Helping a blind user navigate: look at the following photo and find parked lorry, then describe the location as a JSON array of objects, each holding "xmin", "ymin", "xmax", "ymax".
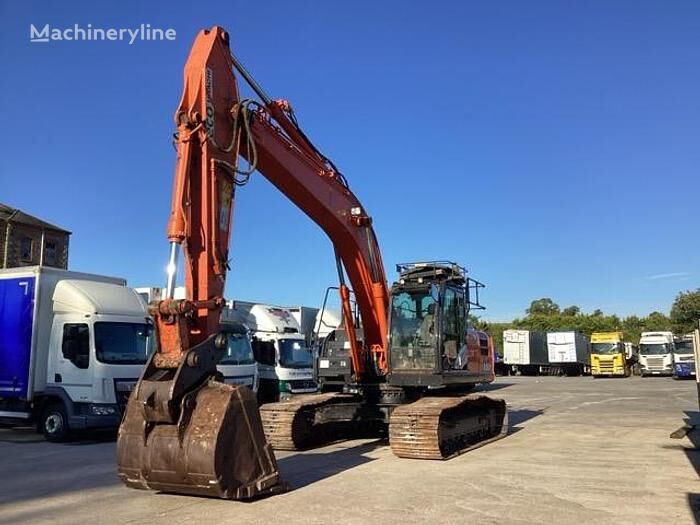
[
  {"xmin": 547, "ymin": 331, "xmax": 590, "ymax": 375},
  {"xmin": 134, "ymin": 286, "xmax": 259, "ymax": 390},
  {"xmin": 638, "ymin": 331, "xmax": 674, "ymax": 376},
  {"xmin": 590, "ymin": 331, "xmax": 630, "ymax": 377},
  {"xmin": 0, "ymin": 266, "xmax": 152, "ymax": 441},
  {"xmin": 227, "ymin": 301, "xmax": 317, "ymax": 403},
  {"xmin": 673, "ymin": 334, "xmax": 696, "ymax": 379},
  {"xmin": 503, "ymin": 329, "xmax": 549, "ymax": 375}
]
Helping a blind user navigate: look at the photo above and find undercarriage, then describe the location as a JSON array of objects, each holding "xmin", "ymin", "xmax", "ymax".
[{"xmin": 260, "ymin": 384, "xmax": 507, "ymax": 460}]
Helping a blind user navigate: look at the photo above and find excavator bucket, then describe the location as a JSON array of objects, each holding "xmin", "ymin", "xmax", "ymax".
[{"xmin": 117, "ymin": 380, "xmax": 284, "ymax": 499}]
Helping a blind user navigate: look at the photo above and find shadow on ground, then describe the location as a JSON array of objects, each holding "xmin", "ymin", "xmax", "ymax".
[
  {"xmin": 688, "ymin": 494, "xmax": 700, "ymax": 525},
  {"xmin": 507, "ymin": 408, "xmax": 545, "ymax": 435},
  {"xmin": 479, "ymin": 382, "xmax": 515, "ymax": 392},
  {"xmin": 0, "ymin": 425, "xmax": 116, "ymax": 445},
  {"xmin": 278, "ymin": 439, "xmax": 384, "ymax": 489},
  {"xmin": 674, "ymin": 411, "xmax": 700, "ymax": 525}
]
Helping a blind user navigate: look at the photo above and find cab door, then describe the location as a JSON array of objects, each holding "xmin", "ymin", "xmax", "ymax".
[{"xmin": 50, "ymin": 318, "xmax": 92, "ymax": 403}]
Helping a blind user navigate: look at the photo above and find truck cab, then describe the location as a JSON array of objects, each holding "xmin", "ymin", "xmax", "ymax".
[
  {"xmin": 226, "ymin": 302, "xmax": 317, "ymax": 403},
  {"xmin": 217, "ymin": 314, "xmax": 259, "ymax": 391},
  {"xmin": 673, "ymin": 334, "xmax": 696, "ymax": 379},
  {"xmin": 590, "ymin": 331, "xmax": 629, "ymax": 377},
  {"xmin": 638, "ymin": 331, "xmax": 674, "ymax": 376},
  {"xmin": 0, "ymin": 267, "xmax": 155, "ymax": 442}
]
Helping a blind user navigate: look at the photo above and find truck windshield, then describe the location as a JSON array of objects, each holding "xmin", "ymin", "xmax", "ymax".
[
  {"xmin": 675, "ymin": 341, "xmax": 694, "ymax": 355},
  {"xmin": 95, "ymin": 322, "xmax": 154, "ymax": 364},
  {"xmin": 278, "ymin": 339, "xmax": 313, "ymax": 369},
  {"xmin": 640, "ymin": 343, "xmax": 670, "ymax": 356},
  {"xmin": 591, "ymin": 343, "xmax": 620, "ymax": 355},
  {"xmin": 220, "ymin": 333, "xmax": 256, "ymax": 365}
]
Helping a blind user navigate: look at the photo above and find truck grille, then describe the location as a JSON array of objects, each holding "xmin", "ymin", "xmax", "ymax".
[
  {"xmin": 645, "ymin": 358, "xmax": 664, "ymax": 368},
  {"xmin": 598, "ymin": 360, "xmax": 615, "ymax": 372},
  {"xmin": 289, "ymin": 379, "xmax": 317, "ymax": 391}
]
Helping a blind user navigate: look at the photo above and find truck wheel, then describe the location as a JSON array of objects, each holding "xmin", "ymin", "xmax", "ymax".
[{"xmin": 41, "ymin": 403, "xmax": 70, "ymax": 443}]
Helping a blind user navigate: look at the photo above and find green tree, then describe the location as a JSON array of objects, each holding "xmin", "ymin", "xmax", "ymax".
[
  {"xmin": 562, "ymin": 305, "xmax": 580, "ymax": 316},
  {"xmin": 526, "ymin": 298, "xmax": 560, "ymax": 316},
  {"xmin": 620, "ymin": 315, "xmax": 644, "ymax": 343},
  {"xmin": 670, "ymin": 289, "xmax": 700, "ymax": 334},
  {"xmin": 644, "ymin": 311, "xmax": 671, "ymax": 332}
]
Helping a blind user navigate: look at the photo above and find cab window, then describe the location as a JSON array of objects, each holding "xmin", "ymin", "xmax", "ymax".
[{"xmin": 62, "ymin": 323, "xmax": 90, "ymax": 369}]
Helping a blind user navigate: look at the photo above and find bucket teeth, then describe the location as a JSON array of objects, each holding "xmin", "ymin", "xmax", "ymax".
[{"xmin": 117, "ymin": 381, "xmax": 285, "ymax": 499}]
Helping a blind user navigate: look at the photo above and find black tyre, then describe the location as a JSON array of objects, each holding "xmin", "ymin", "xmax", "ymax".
[{"xmin": 41, "ymin": 403, "xmax": 70, "ymax": 443}]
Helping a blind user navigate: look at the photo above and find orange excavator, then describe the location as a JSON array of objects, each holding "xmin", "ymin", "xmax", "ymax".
[{"xmin": 117, "ymin": 26, "xmax": 507, "ymax": 499}]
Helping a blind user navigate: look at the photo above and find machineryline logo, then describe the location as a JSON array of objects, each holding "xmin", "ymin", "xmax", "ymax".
[{"xmin": 30, "ymin": 23, "xmax": 176, "ymax": 44}]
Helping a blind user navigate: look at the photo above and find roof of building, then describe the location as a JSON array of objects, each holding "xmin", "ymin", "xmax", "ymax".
[{"xmin": 0, "ymin": 203, "xmax": 71, "ymax": 234}]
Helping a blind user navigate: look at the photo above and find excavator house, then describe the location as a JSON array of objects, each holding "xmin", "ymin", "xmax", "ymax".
[{"xmin": 117, "ymin": 26, "xmax": 507, "ymax": 500}]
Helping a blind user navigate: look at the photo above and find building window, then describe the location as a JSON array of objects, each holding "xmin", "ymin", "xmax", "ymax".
[
  {"xmin": 20, "ymin": 237, "xmax": 33, "ymax": 262},
  {"xmin": 44, "ymin": 240, "xmax": 57, "ymax": 266}
]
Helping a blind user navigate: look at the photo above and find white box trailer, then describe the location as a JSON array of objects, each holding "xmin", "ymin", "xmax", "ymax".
[
  {"xmin": 503, "ymin": 329, "xmax": 548, "ymax": 374},
  {"xmin": 0, "ymin": 266, "xmax": 152, "ymax": 441},
  {"xmin": 547, "ymin": 331, "xmax": 590, "ymax": 375}
]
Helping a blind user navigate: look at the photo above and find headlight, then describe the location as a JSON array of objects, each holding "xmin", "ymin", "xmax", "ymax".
[{"xmin": 89, "ymin": 404, "xmax": 117, "ymax": 416}]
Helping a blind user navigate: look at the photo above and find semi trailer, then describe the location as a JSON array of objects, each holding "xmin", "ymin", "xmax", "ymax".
[
  {"xmin": 0, "ymin": 266, "xmax": 152, "ymax": 441},
  {"xmin": 547, "ymin": 331, "xmax": 590, "ymax": 375},
  {"xmin": 503, "ymin": 329, "xmax": 548, "ymax": 375}
]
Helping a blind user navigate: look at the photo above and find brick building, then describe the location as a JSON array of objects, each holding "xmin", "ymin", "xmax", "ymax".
[{"xmin": 0, "ymin": 203, "xmax": 71, "ymax": 269}]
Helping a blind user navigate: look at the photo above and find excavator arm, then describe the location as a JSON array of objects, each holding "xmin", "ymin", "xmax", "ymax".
[
  {"xmin": 165, "ymin": 25, "xmax": 389, "ymax": 379},
  {"xmin": 118, "ymin": 25, "xmax": 391, "ymax": 500}
]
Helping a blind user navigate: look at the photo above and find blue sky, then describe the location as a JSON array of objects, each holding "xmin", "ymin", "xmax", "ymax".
[{"xmin": 1, "ymin": 1, "xmax": 698, "ymax": 321}]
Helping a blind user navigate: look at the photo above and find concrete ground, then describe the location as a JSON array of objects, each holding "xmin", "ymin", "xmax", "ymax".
[{"xmin": 1, "ymin": 376, "xmax": 698, "ymax": 525}]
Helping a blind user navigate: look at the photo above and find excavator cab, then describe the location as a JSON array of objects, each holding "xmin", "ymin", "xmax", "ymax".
[{"xmin": 387, "ymin": 262, "xmax": 488, "ymax": 388}]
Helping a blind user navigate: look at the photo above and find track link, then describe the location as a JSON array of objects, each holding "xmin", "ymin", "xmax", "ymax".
[
  {"xmin": 389, "ymin": 394, "xmax": 508, "ymax": 459},
  {"xmin": 259, "ymin": 393, "xmax": 363, "ymax": 450}
]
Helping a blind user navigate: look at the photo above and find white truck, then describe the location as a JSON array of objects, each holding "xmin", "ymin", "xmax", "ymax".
[
  {"xmin": 0, "ymin": 266, "xmax": 153, "ymax": 441},
  {"xmin": 638, "ymin": 331, "xmax": 674, "ymax": 376},
  {"xmin": 227, "ymin": 301, "xmax": 317, "ymax": 403},
  {"xmin": 547, "ymin": 331, "xmax": 590, "ymax": 375},
  {"xmin": 503, "ymin": 329, "xmax": 548, "ymax": 375},
  {"xmin": 134, "ymin": 286, "xmax": 258, "ymax": 391}
]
